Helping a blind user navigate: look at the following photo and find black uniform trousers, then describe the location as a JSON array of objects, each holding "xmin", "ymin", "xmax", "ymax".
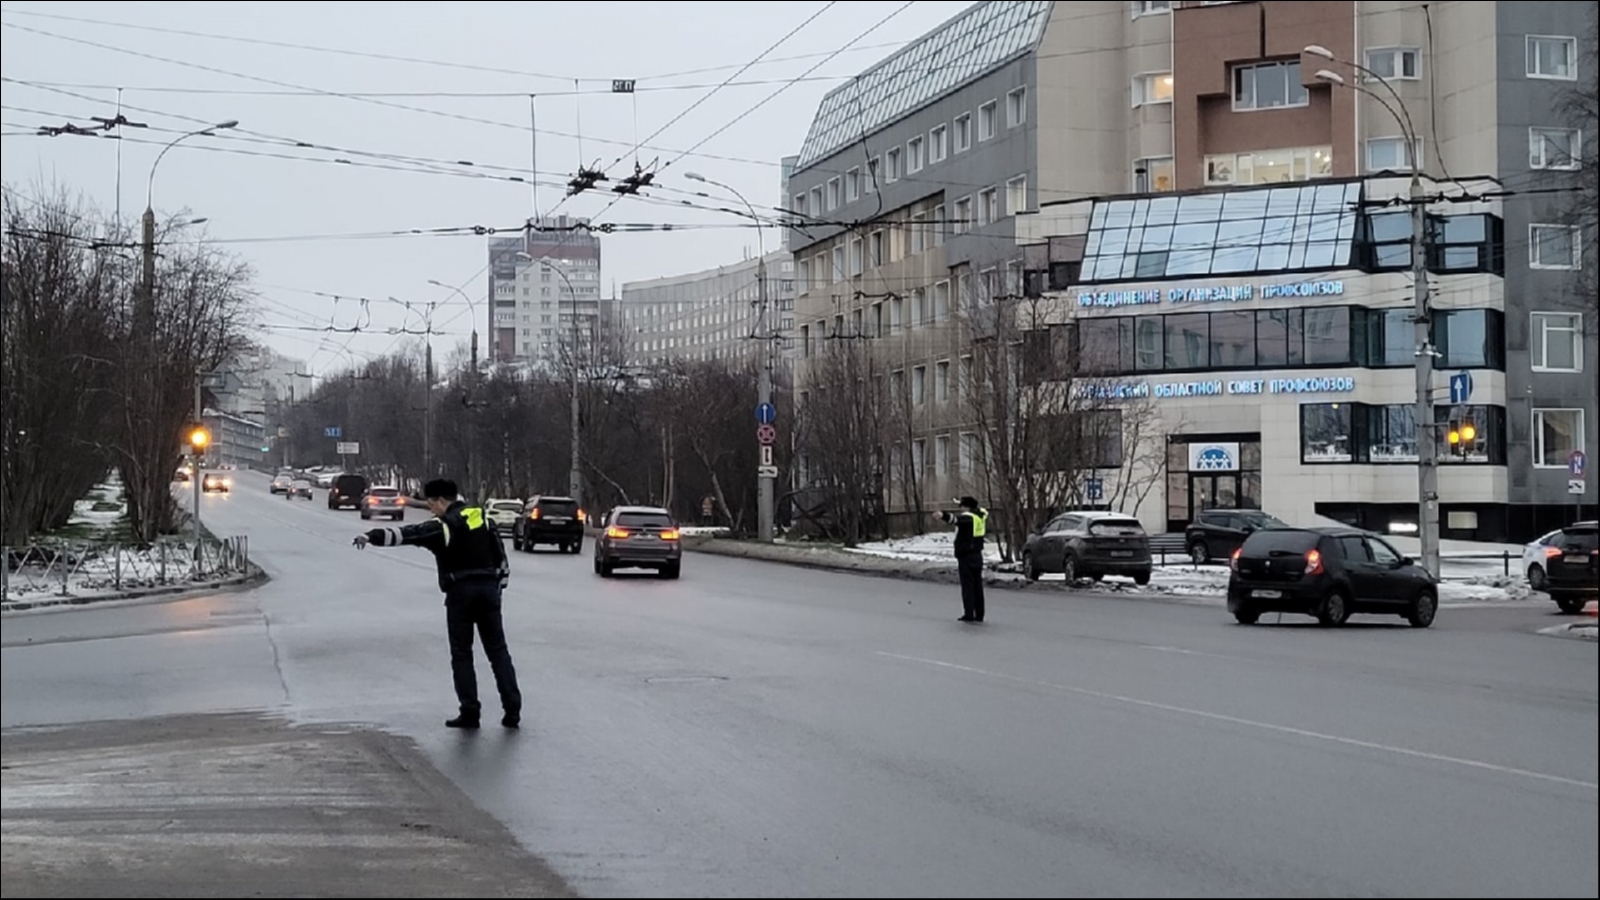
[
  {"xmin": 444, "ymin": 579, "xmax": 522, "ymax": 718},
  {"xmin": 957, "ymin": 552, "xmax": 986, "ymax": 621}
]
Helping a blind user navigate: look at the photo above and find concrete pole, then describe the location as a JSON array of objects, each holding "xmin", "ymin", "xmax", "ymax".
[
  {"xmin": 193, "ymin": 374, "xmax": 203, "ymax": 550},
  {"xmin": 757, "ymin": 256, "xmax": 775, "ymax": 543},
  {"xmin": 1411, "ymin": 173, "xmax": 1439, "ymax": 578},
  {"xmin": 424, "ymin": 342, "xmax": 434, "ymax": 477}
]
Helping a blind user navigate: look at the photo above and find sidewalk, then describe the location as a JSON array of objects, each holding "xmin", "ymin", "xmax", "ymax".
[{"xmin": 1, "ymin": 713, "xmax": 571, "ymax": 898}]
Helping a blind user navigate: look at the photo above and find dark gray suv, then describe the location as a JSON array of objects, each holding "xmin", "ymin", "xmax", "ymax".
[{"xmin": 1022, "ymin": 510, "xmax": 1152, "ymax": 585}]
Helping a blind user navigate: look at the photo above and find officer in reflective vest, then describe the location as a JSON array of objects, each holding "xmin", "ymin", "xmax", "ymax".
[
  {"xmin": 354, "ymin": 477, "xmax": 522, "ymax": 729},
  {"xmin": 938, "ymin": 496, "xmax": 989, "ymax": 623}
]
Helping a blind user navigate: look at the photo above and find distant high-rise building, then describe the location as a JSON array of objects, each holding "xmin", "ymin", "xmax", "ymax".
[
  {"xmin": 486, "ymin": 215, "xmax": 603, "ymax": 364},
  {"xmin": 620, "ymin": 251, "xmax": 797, "ymax": 368}
]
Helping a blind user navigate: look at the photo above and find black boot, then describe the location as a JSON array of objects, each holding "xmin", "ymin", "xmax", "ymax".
[
  {"xmin": 501, "ymin": 710, "xmax": 521, "ymax": 728},
  {"xmin": 445, "ymin": 714, "xmax": 480, "ymax": 729}
]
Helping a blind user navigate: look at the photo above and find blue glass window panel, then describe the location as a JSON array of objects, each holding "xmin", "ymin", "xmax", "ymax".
[
  {"xmin": 1331, "ymin": 240, "xmax": 1352, "ymax": 266},
  {"xmin": 1302, "ymin": 241, "xmax": 1339, "ymax": 268},
  {"xmin": 1438, "ymin": 214, "xmax": 1486, "ymax": 243},
  {"xmin": 1287, "ymin": 242, "xmax": 1308, "ymax": 269},
  {"xmin": 1100, "ymin": 228, "xmax": 1131, "ymax": 256},
  {"xmin": 1104, "ymin": 200, "xmax": 1137, "ymax": 229},
  {"xmin": 1142, "ymin": 225, "xmax": 1174, "ymax": 250},
  {"xmin": 1442, "ymin": 246, "xmax": 1480, "ymax": 269},
  {"xmin": 1171, "ymin": 221, "xmax": 1217, "ymax": 251},
  {"xmin": 1176, "ymin": 193, "xmax": 1224, "ymax": 223},
  {"xmin": 1130, "ymin": 199, "xmax": 1150, "ymax": 228},
  {"xmin": 1167, "ymin": 248, "xmax": 1214, "ymax": 275},
  {"xmin": 1313, "ymin": 183, "xmax": 1349, "ymax": 213},
  {"xmin": 1370, "ymin": 210, "xmax": 1410, "ymax": 242},
  {"xmin": 1135, "ymin": 317, "xmax": 1164, "ymax": 370},
  {"xmin": 1258, "ymin": 243, "xmax": 1292, "ymax": 270},
  {"xmin": 1218, "ymin": 218, "xmax": 1264, "ymax": 247},
  {"xmin": 1212, "ymin": 245, "xmax": 1260, "ymax": 273},
  {"xmin": 1221, "ymin": 190, "xmax": 1270, "ymax": 220},
  {"xmin": 1090, "ymin": 203, "xmax": 1107, "ymax": 229},
  {"xmin": 1307, "ymin": 212, "xmax": 1342, "ymax": 241},
  {"xmin": 1084, "ymin": 228, "xmax": 1103, "ymax": 256},
  {"xmin": 1267, "ymin": 187, "xmax": 1307, "ymax": 217},
  {"xmin": 1375, "ymin": 244, "xmax": 1411, "ymax": 267},
  {"xmin": 1165, "ymin": 313, "xmax": 1211, "ymax": 369},
  {"xmin": 1261, "ymin": 216, "xmax": 1297, "ymax": 246},
  {"xmin": 1146, "ymin": 196, "xmax": 1180, "ymax": 225},
  {"xmin": 1210, "ymin": 310, "xmax": 1257, "ymax": 368},
  {"xmin": 1134, "ymin": 252, "xmax": 1169, "ymax": 279}
]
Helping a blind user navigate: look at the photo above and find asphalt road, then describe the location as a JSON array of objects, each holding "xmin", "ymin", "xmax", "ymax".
[{"xmin": 3, "ymin": 471, "xmax": 1596, "ymax": 898}]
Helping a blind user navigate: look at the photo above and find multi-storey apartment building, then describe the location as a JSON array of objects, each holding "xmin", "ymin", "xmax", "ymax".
[
  {"xmin": 787, "ymin": 0, "xmax": 1596, "ymax": 540},
  {"xmin": 487, "ymin": 216, "xmax": 603, "ymax": 364},
  {"xmin": 621, "ymin": 251, "xmax": 797, "ymax": 368}
]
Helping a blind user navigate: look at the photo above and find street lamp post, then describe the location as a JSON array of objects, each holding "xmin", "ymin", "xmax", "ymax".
[
  {"xmin": 1306, "ymin": 45, "xmax": 1439, "ymax": 578},
  {"xmin": 685, "ymin": 172, "xmax": 775, "ymax": 542},
  {"xmin": 517, "ymin": 252, "xmax": 585, "ymax": 508},
  {"xmin": 140, "ymin": 121, "xmax": 238, "ymax": 322},
  {"xmin": 428, "ymin": 279, "xmax": 483, "ymax": 491}
]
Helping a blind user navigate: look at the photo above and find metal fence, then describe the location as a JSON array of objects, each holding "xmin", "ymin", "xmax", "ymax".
[{"xmin": 1, "ymin": 536, "xmax": 251, "ymax": 601}]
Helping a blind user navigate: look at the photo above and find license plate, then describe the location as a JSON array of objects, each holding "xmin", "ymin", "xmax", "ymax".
[
  {"xmin": 1253, "ymin": 589, "xmax": 1282, "ymax": 599},
  {"xmin": 1565, "ymin": 554, "xmax": 1589, "ymax": 563},
  {"xmin": 546, "ymin": 517, "xmax": 569, "ymax": 523},
  {"xmin": 1109, "ymin": 550, "xmax": 1133, "ymax": 558}
]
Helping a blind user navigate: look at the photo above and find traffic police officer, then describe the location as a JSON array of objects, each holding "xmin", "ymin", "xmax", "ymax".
[
  {"xmin": 354, "ymin": 478, "xmax": 522, "ymax": 729},
  {"xmin": 938, "ymin": 496, "xmax": 989, "ymax": 623}
]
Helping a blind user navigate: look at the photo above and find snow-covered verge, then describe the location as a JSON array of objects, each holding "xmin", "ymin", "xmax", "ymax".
[{"xmin": 841, "ymin": 532, "xmax": 1546, "ymax": 606}]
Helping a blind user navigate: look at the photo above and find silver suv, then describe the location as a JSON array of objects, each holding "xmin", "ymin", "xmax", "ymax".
[
  {"xmin": 361, "ymin": 486, "xmax": 407, "ymax": 521},
  {"xmin": 594, "ymin": 506, "xmax": 682, "ymax": 579}
]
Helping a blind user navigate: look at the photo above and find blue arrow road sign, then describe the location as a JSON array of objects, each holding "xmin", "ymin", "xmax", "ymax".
[
  {"xmin": 1571, "ymin": 450, "xmax": 1588, "ymax": 478},
  {"xmin": 1447, "ymin": 372, "xmax": 1473, "ymax": 405},
  {"xmin": 755, "ymin": 402, "xmax": 777, "ymax": 425},
  {"xmin": 324, "ymin": 426, "xmax": 342, "ymax": 439}
]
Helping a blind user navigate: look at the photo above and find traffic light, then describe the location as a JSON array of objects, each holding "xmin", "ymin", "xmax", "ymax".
[{"xmin": 188, "ymin": 427, "xmax": 210, "ymax": 451}]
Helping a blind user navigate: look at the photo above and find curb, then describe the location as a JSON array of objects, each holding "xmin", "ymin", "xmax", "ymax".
[
  {"xmin": 1, "ymin": 567, "xmax": 268, "ymax": 614},
  {"xmin": 1537, "ymin": 622, "xmax": 1599, "ymax": 642},
  {"xmin": 686, "ymin": 538, "xmax": 1109, "ymax": 592}
]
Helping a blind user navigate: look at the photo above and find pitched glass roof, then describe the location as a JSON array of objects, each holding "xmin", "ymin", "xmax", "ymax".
[
  {"xmin": 1078, "ymin": 182, "xmax": 1365, "ymax": 284},
  {"xmin": 794, "ymin": 0, "xmax": 1053, "ymax": 171}
]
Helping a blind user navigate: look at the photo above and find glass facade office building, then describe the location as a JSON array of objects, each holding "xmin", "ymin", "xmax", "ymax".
[{"xmin": 1020, "ymin": 176, "xmax": 1588, "ymax": 541}]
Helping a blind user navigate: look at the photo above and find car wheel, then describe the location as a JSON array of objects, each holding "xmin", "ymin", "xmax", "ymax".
[
  {"xmin": 1132, "ymin": 570, "xmax": 1152, "ymax": 587},
  {"xmin": 1061, "ymin": 554, "xmax": 1078, "ymax": 583},
  {"xmin": 1317, "ymin": 591, "xmax": 1351, "ymax": 627},
  {"xmin": 593, "ymin": 557, "xmax": 602, "ymax": 575},
  {"xmin": 512, "ymin": 535, "xmax": 523, "ymax": 552},
  {"xmin": 1407, "ymin": 589, "xmax": 1437, "ymax": 628},
  {"xmin": 600, "ymin": 560, "xmax": 616, "ymax": 578},
  {"xmin": 394, "ymin": 513, "xmax": 404, "ymax": 522},
  {"xmin": 360, "ymin": 511, "xmax": 370, "ymax": 520},
  {"xmin": 1189, "ymin": 541, "xmax": 1209, "ymax": 565},
  {"xmin": 572, "ymin": 540, "xmax": 583, "ymax": 555},
  {"xmin": 1554, "ymin": 594, "xmax": 1588, "ymax": 614},
  {"xmin": 1527, "ymin": 564, "xmax": 1547, "ymax": 592},
  {"xmin": 1233, "ymin": 607, "xmax": 1260, "ymax": 625},
  {"xmin": 660, "ymin": 563, "xmax": 681, "ymax": 580}
]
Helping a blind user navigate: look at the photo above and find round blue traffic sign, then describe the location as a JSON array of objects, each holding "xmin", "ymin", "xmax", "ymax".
[{"xmin": 755, "ymin": 402, "xmax": 777, "ymax": 425}]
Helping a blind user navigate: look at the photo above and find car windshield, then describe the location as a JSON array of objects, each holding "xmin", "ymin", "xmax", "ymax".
[
  {"xmin": 491, "ymin": 501, "xmax": 521, "ymax": 512},
  {"xmin": 1088, "ymin": 518, "xmax": 1144, "ymax": 536},
  {"xmin": 617, "ymin": 511, "xmax": 674, "ymax": 528},
  {"xmin": 370, "ymin": 488, "xmax": 398, "ymax": 497},
  {"xmin": 538, "ymin": 499, "xmax": 579, "ymax": 516},
  {"xmin": 1564, "ymin": 528, "xmax": 1599, "ymax": 553},
  {"xmin": 1243, "ymin": 529, "xmax": 1321, "ymax": 556}
]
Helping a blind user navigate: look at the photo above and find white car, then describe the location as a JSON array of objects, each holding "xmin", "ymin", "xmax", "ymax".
[
  {"xmin": 269, "ymin": 474, "xmax": 293, "ymax": 494},
  {"xmin": 1521, "ymin": 529, "xmax": 1564, "ymax": 591},
  {"xmin": 484, "ymin": 499, "xmax": 524, "ymax": 532}
]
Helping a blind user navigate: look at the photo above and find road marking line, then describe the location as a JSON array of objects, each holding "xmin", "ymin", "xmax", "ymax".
[{"xmin": 875, "ymin": 651, "xmax": 1599, "ymax": 791}]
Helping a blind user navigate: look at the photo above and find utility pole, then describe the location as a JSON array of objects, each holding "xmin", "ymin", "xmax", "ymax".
[
  {"xmin": 756, "ymin": 255, "xmax": 775, "ymax": 543},
  {"xmin": 569, "ymin": 311, "xmax": 583, "ymax": 508},
  {"xmin": 424, "ymin": 342, "xmax": 434, "ymax": 477},
  {"xmin": 1410, "ymin": 173, "xmax": 1439, "ymax": 578},
  {"xmin": 193, "ymin": 373, "xmax": 203, "ymax": 547}
]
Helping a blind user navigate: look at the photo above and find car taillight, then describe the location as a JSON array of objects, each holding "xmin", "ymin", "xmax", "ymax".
[
  {"xmin": 1546, "ymin": 546, "xmax": 1563, "ymax": 559},
  {"xmin": 577, "ymin": 509, "xmax": 586, "ymax": 521},
  {"xmin": 396, "ymin": 497, "xmax": 405, "ymax": 505},
  {"xmin": 530, "ymin": 508, "xmax": 541, "ymax": 520},
  {"xmin": 368, "ymin": 497, "xmax": 379, "ymax": 504},
  {"xmin": 660, "ymin": 528, "xmax": 681, "ymax": 540},
  {"xmin": 606, "ymin": 525, "xmax": 630, "ymax": 539},
  {"xmin": 1230, "ymin": 547, "xmax": 1242, "ymax": 571},
  {"xmin": 1305, "ymin": 548, "xmax": 1325, "ymax": 575}
]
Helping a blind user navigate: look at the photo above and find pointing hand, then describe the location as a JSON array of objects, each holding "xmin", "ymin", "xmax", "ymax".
[{"xmin": 352, "ymin": 534, "xmax": 369, "ymax": 549}]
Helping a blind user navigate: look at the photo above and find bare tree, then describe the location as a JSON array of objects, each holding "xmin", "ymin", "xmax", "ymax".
[
  {"xmin": 1, "ymin": 187, "xmax": 121, "ymax": 544},
  {"xmin": 795, "ymin": 336, "xmax": 888, "ymax": 546}
]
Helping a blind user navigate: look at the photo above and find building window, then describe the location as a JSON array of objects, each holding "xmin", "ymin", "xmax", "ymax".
[
  {"xmin": 1366, "ymin": 137, "xmax": 1422, "ymax": 172},
  {"xmin": 907, "ymin": 136, "xmax": 925, "ymax": 173},
  {"xmin": 954, "ymin": 196, "xmax": 973, "ymax": 234},
  {"xmin": 1532, "ymin": 312, "xmax": 1583, "ymax": 372},
  {"xmin": 979, "ymin": 267, "xmax": 998, "ymax": 303},
  {"xmin": 1007, "ymin": 86, "xmax": 1027, "ymax": 127},
  {"xmin": 911, "ymin": 288, "xmax": 926, "ymax": 327},
  {"xmin": 801, "ymin": 324, "xmax": 810, "ymax": 357},
  {"xmin": 978, "ymin": 188, "xmax": 998, "ymax": 226},
  {"xmin": 1301, "ymin": 403, "xmax": 1353, "ymax": 463},
  {"xmin": 831, "ymin": 245, "xmax": 845, "ymax": 281},
  {"xmin": 1006, "ymin": 175, "xmax": 1028, "ymax": 215},
  {"xmin": 932, "ymin": 204, "xmax": 947, "ymax": 245},
  {"xmin": 1529, "ymin": 127, "xmax": 1582, "ymax": 170},
  {"xmin": 957, "ymin": 271, "xmax": 973, "ymax": 309},
  {"xmin": 826, "ymin": 177, "xmax": 841, "ymax": 211},
  {"xmin": 869, "ymin": 230, "xmax": 885, "ymax": 268},
  {"xmin": 849, "ymin": 236, "xmax": 864, "ymax": 276},
  {"xmin": 1205, "ymin": 146, "xmax": 1333, "ymax": 185},
  {"xmin": 929, "ymin": 124, "xmax": 948, "ymax": 163},
  {"xmin": 845, "ymin": 167, "xmax": 861, "ymax": 201},
  {"xmin": 866, "ymin": 157, "xmax": 881, "ymax": 193},
  {"xmin": 1005, "ymin": 260, "xmax": 1024, "ymax": 295},
  {"xmin": 1364, "ymin": 48, "xmax": 1420, "ymax": 80},
  {"xmin": 890, "ymin": 296, "xmax": 904, "ymax": 332},
  {"xmin": 1232, "ymin": 60, "xmax": 1309, "ymax": 111},
  {"xmin": 1430, "ymin": 213, "xmax": 1503, "ymax": 274},
  {"xmin": 1134, "ymin": 157, "xmax": 1174, "ymax": 193},
  {"xmin": 1530, "ymin": 224, "xmax": 1580, "ymax": 269},
  {"xmin": 954, "ymin": 113, "xmax": 972, "ymax": 152},
  {"xmin": 1527, "ymin": 35, "xmax": 1578, "ymax": 80},
  {"xmin": 935, "ymin": 361, "xmax": 950, "ymax": 401},
  {"xmin": 1303, "ymin": 307, "xmax": 1353, "ymax": 365},
  {"xmin": 935, "ymin": 436, "xmax": 950, "ymax": 474},
  {"xmin": 809, "ymin": 186, "xmax": 823, "ymax": 216},
  {"xmin": 933, "ymin": 281, "xmax": 950, "ymax": 321},
  {"xmin": 910, "ymin": 212, "xmax": 927, "ymax": 254},
  {"xmin": 885, "ymin": 147, "xmax": 902, "ymax": 182},
  {"xmin": 1435, "ymin": 309, "xmax": 1503, "ymax": 369},
  {"xmin": 1534, "ymin": 409, "xmax": 1584, "ymax": 466},
  {"xmin": 960, "ymin": 432, "xmax": 979, "ymax": 474},
  {"xmin": 978, "ymin": 100, "xmax": 997, "ymax": 141},
  {"xmin": 912, "ymin": 366, "xmax": 927, "ymax": 405},
  {"xmin": 1134, "ymin": 1, "xmax": 1171, "ymax": 15},
  {"xmin": 1132, "ymin": 72, "xmax": 1174, "ymax": 106},
  {"xmin": 796, "ymin": 258, "xmax": 810, "ymax": 292}
]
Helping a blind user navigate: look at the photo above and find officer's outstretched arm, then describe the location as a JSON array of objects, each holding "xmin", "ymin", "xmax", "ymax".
[{"xmin": 363, "ymin": 517, "xmax": 445, "ymax": 549}]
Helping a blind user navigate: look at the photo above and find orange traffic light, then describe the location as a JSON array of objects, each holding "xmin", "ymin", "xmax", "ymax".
[{"xmin": 189, "ymin": 427, "xmax": 210, "ymax": 450}]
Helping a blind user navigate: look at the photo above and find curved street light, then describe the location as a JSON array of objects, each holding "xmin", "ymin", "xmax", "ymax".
[
  {"xmin": 518, "ymin": 250, "xmax": 587, "ymax": 505},
  {"xmin": 147, "ymin": 120, "xmax": 238, "ymax": 211}
]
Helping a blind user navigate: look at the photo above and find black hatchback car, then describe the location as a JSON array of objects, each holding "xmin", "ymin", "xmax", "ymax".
[
  {"xmin": 512, "ymin": 495, "xmax": 585, "ymax": 554},
  {"xmin": 327, "ymin": 473, "xmax": 369, "ymax": 510},
  {"xmin": 1227, "ymin": 526, "xmax": 1438, "ymax": 628},
  {"xmin": 1538, "ymin": 521, "xmax": 1598, "ymax": 614}
]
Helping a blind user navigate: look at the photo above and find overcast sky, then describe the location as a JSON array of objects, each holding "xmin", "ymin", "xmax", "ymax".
[{"xmin": 1, "ymin": 0, "xmax": 974, "ymax": 372}]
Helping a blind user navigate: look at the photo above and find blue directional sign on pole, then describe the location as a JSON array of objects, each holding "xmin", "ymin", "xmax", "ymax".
[
  {"xmin": 755, "ymin": 402, "xmax": 777, "ymax": 425},
  {"xmin": 1447, "ymin": 372, "xmax": 1473, "ymax": 405},
  {"xmin": 1085, "ymin": 477, "xmax": 1104, "ymax": 502},
  {"xmin": 324, "ymin": 426, "xmax": 342, "ymax": 439},
  {"xmin": 1570, "ymin": 450, "xmax": 1588, "ymax": 478}
]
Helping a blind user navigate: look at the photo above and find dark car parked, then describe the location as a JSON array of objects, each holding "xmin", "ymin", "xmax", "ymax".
[
  {"xmin": 512, "ymin": 495, "xmax": 586, "ymax": 554},
  {"xmin": 1537, "ymin": 520, "xmax": 1598, "ymax": 614},
  {"xmin": 1022, "ymin": 511, "xmax": 1152, "ymax": 585},
  {"xmin": 1227, "ymin": 526, "xmax": 1437, "ymax": 628},
  {"xmin": 1186, "ymin": 509, "xmax": 1286, "ymax": 564},
  {"xmin": 327, "ymin": 473, "xmax": 369, "ymax": 510}
]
